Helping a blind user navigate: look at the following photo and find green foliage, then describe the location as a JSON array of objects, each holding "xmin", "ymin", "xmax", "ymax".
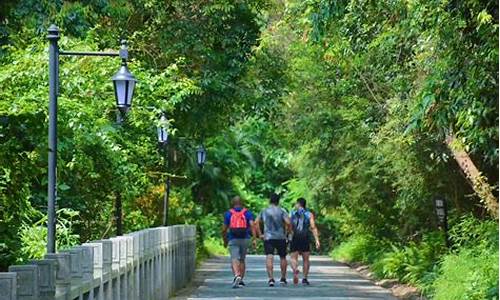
[
  {"xmin": 375, "ymin": 233, "xmax": 445, "ymax": 286},
  {"xmin": 18, "ymin": 208, "xmax": 80, "ymax": 262},
  {"xmin": 330, "ymin": 217, "xmax": 498, "ymax": 298},
  {"xmin": 428, "ymin": 215, "xmax": 498, "ymax": 298},
  {"xmin": 448, "ymin": 214, "xmax": 498, "ymax": 250},
  {"xmin": 432, "ymin": 248, "xmax": 498, "ymax": 300},
  {"xmin": 330, "ymin": 234, "xmax": 388, "ymax": 264},
  {"xmin": 203, "ymin": 237, "xmax": 228, "ymax": 257}
]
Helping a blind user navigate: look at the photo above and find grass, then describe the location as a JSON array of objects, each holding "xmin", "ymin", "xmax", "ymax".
[
  {"xmin": 196, "ymin": 237, "xmax": 227, "ymax": 266},
  {"xmin": 203, "ymin": 237, "xmax": 228, "ymax": 256},
  {"xmin": 432, "ymin": 248, "xmax": 499, "ymax": 300},
  {"xmin": 330, "ymin": 234, "xmax": 386, "ymax": 265}
]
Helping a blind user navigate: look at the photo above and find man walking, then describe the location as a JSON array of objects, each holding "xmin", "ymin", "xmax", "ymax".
[
  {"xmin": 289, "ymin": 197, "xmax": 320, "ymax": 285},
  {"xmin": 222, "ymin": 196, "xmax": 257, "ymax": 288},
  {"xmin": 256, "ymin": 193, "xmax": 291, "ymax": 287}
]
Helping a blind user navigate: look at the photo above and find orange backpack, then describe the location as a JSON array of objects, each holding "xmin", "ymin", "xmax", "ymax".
[{"xmin": 229, "ymin": 208, "xmax": 248, "ymax": 238}]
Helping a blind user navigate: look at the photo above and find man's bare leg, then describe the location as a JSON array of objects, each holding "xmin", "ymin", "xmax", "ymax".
[
  {"xmin": 280, "ymin": 256, "xmax": 287, "ymax": 280},
  {"xmin": 232, "ymin": 259, "xmax": 241, "ymax": 277},
  {"xmin": 239, "ymin": 260, "xmax": 246, "ymax": 279},
  {"xmin": 266, "ymin": 254, "xmax": 274, "ymax": 279},
  {"xmin": 302, "ymin": 252, "xmax": 311, "ymax": 279},
  {"xmin": 290, "ymin": 251, "xmax": 299, "ymax": 271},
  {"xmin": 290, "ymin": 251, "xmax": 300, "ymax": 284}
]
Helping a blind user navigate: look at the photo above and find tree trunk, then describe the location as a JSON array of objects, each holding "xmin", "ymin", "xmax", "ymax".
[
  {"xmin": 445, "ymin": 134, "xmax": 498, "ymax": 219},
  {"xmin": 115, "ymin": 192, "xmax": 123, "ymax": 236}
]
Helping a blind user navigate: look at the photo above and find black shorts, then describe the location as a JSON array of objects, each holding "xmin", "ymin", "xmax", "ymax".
[
  {"xmin": 290, "ymin": 236, "xmax": 310, "ymax": 253},
  {"xmin": 264, "ymin": 239, "xmax": 287, "ymax": 258}
]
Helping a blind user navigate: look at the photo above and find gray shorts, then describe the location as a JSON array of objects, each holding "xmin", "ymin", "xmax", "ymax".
[{"xmin": 228, "ymin": 239, "xmax": 250, "ymax": 261}]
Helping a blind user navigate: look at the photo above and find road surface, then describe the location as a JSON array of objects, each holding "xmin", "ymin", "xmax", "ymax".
[{"xmin": 172, "ymin": 255, "xmax": 398, "ymax": 300}]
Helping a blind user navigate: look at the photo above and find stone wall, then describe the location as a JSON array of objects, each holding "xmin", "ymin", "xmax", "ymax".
[{"xmin": 0, "ymin": 225, "xmax": 196, "ymax": 300}]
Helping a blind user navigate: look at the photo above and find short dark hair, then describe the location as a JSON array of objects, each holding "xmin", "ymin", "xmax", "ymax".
[
  {"xmin": 232, "ymin": 196, "xmax": 242, "ymax": 207},
  {"xmin": 297, "ymin": 197, "xmax": 306, "ymax": 208},
  {"xmin": 270, "ymin": 193, "xmax": 280, "ymax": 205}
]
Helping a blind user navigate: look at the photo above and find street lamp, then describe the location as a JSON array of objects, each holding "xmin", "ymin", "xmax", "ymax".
[
  {"xmin": 157, "ymin": 113, "xmax": 170, "ymax": 226},
  {"xmin": 46, "ymin": 24, "xmax": 136, "ymax": 253},
  {"xmin": 113, "ymin": 47, "xmax": 137, "ymax": 116},
  {"xmin": 157, "ymin": 113, "xmax": 169, "ymax": 145},
  {"xmin": 434, "ymin": 198, "xmax": 450, "ymax": 247},
  {"xmin": 196, "ymin": 145, "xmax": 206, "ymax": 169}
]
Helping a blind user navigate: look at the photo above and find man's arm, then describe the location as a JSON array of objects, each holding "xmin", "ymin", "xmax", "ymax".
[
  {"xmin": 309, "ymin": 213, "xmax": 320, "ymax": 250},
  {"xmin": 222, "ymin": 212, "xmax": 229, "ymax": 247},
  {"xmin": 222, "ymin": 224, "xmax": 228, "ymax": 247},
  {"xmin": 254, "ymin": 215, "xmax": 263, "ymax": 239},
  {"xmin": 283, "ymin": 210, "xmax": 292, "ymax": 233},
  {"xmin": 249, "ymin": 220, "xmax": 258, "ymax": 248}
]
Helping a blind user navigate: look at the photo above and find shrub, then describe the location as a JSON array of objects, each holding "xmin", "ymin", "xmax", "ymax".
[
  {"xmin": 315, "ymin": 214, "xmax": 341, "ymax": 254},
  {"xmin": 330, "ymin": 234, "xmax": 388, "ymax": 264},
  {"xmin": 432, "ymin": 248, "xmax": 498, "ymax": 300},
  {"xmin": 375, "ymin": 232, "xmax": 445, "ymax": 287},
  {"xmin": 203, "ymin": 237, "xmax": 227, "ymax": 256},
  {"xmin": 432, "ymin": 215, "xmax": 498, "ymax": 299},
  {"xmin": 18, "ymin": 208, "xmax": 80, "ymax": 263}
]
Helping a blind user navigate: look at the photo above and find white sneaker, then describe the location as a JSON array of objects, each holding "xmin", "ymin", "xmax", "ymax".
[{"xmin": 232, "ymin": 276, "xmax": 242, "ymax": 288}]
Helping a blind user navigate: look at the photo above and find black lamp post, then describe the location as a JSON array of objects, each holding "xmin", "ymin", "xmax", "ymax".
[
  {"xmin": 46, "ymin": 24, "xmax": 136, "ymax": 253},
  {"xmin": 434, "ymin": 198, "xmax": 450, "ymax": 247},
  {"xmin": 196, "ymin": 145, "xmax": 206, "ymax": 169},
  {"xmin": 157, "ymin": 113, "xmax": 170, "ymax": 226}
]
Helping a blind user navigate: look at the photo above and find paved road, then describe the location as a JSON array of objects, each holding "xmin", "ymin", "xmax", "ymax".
[{"xmin": 172, "ymin": 255, "xmax": 398, "ymax": 300}]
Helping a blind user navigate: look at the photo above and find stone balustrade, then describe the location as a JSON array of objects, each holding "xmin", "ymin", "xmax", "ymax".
[{"xmin": 0, "ymin": 225, "xmax": 196, "ymax": 300}]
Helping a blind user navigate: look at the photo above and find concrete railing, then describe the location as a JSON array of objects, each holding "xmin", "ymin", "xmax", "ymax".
[{"xmin": 0, "ymin": 225, "xmax": 196, "ymax": 300}]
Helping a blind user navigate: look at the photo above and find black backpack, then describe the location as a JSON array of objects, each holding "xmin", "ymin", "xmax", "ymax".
[{"xmin": 292, "ymin": 210, "xmax": 310, "ymax": 240}]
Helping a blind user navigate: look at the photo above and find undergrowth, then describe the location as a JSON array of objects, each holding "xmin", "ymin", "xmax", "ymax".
[{"xmin": 330, "ymin": 215, "xmax": 498, "ymax": 299}]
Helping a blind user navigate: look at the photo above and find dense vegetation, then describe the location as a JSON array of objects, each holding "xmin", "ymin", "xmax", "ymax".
[{"xmin": 0, "ymin": 1, "xmax": 498, "ymax": 299}]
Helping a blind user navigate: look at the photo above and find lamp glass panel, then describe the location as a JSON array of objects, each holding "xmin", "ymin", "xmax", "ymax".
[
  {"xmin": 126, "ymin": 80, "xmax": 135, "ymax": 105},
  {"xmin": 197, "ymin": 150, "xmax": 202, "ymax": 164},
  {"xmin": 158, "ymin": 127, "xmax": 168, "ymax": 143},
  {"xmin": 197, "ymin": 148, "xmax": 206, "ymax": 165},
  {"xmin": 114, "ymin": 80, "xmax": 127, "ymax": 106}
]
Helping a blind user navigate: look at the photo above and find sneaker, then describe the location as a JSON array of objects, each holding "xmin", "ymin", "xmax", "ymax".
[
  {"xmin": 302, "ymin": 278, "xmax": 310, "ymax": 286},
  {"xmin": 232, "ymin": 276, "xmax": 242, "ymax": 289},
  {"xmin": 268, "ymin": 278, "xmax": 275, "ymax": 287},
  {"xmin": 293, "ymin": 270, "xmax": 299, "ymax": 285},
  {"xmin": 239, "ymin": 280, "xmax": 246, "ymax": 287},
  {"xmin": 280, "ymin": 278, "xmax": 287, "ymax": 286}
]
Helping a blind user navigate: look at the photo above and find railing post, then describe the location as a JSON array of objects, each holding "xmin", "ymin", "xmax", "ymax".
[
  {"xmin": 160, "ymin": 228, "xmax": 165, "ymax": 299},
  {"xmin": 117, "ymin": 237, "xmax": 128, "ymax": 300},
  {"xmin": 45, "ymin": 252, "xmax": 71, "ymax": 300},
  {"xmin": 31, "ymin": 259, "xmax": 56, "ymax": 300},
  {"xmin": 110, "ymin": 237, "xmax": 122, "ymax": 300},
  {"xmin": 0, "ymin": 273, "xmax": 17, "ymax": 300},
  {"xmin": 130, "ymin": 232, "xmax": 140, "ymax": 300},
  {"xmin": 62, "ymin": 247, "xmax": 85, "ymax": 299},
  {"xmin": 166, "ymin": 226, "xmax": 172, "ymax": 297},
  {"xmin": 75, "ymin": 245, "xmax": 95, "ymax": 299},
  {"xmin": 153, "ymin": 228, "xmax": 161, "ymax": 300},
  {"xmin": 138, "ymin": 231, "xmax": 145, "ymax": 300},
  {"xmin": 83, "ymin": 242, "xmax": 104, "ymax": 300},
  {"xmin": 98, "ymin": 239, "xmax": 113, "ymax": 300},
  {"xmin": 124, "ymin": 235, "xmax": 134, "ymax": 300},
  {"xmin": 7, "ymin": 265, "xmax": 38, "ymax": 300},
  {"xmin": 144, "ymin": 230, "xmax": 151, "ymax": 300}
]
